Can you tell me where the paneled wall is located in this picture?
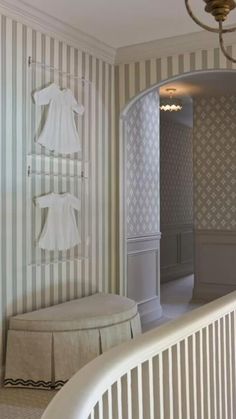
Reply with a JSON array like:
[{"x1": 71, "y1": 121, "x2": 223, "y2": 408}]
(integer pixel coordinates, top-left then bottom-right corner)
[
  {"x1": 0, "y1": 11, "x2": 116, "y2": 377},
  {"x1": 160, "y1": 118, "x2": 193, "y2": 282},
  {"x1": 116, "y1": 47, "x2": 236, "y2": 300}
]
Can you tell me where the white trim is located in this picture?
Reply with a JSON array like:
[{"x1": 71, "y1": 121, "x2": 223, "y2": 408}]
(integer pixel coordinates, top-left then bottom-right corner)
[
  {"x1": 138, "y1": 296, "x2": 162, "y2": 324},
  {"x1": 0, "y1": 0, "x2": 116, "y2": 64},
  {"x1": 121, "y1": 68, "x2": 236, "y2": 116},
  {"x1": 127, "y1": 233, "x2": 162, "y2": 243},
  {"x1": 115, "y1": 29, "x2": 236, "y2": 64}
]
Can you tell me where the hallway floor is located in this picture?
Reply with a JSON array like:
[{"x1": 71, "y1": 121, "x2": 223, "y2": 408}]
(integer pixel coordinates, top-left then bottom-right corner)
[
  {"x1": 0, "y1": 387, "x2": 55, "y2": 419},
  {"x1": 143, "y1": 275, "x2": 203, "y2": 331}
]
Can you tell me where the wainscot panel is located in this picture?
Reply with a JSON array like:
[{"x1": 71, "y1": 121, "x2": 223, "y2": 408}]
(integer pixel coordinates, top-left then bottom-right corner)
[
  {"x1": 193, "y1": 230, "x2": 236, "y2": 301},
  {"x1": 127, "y1": 235, "x2": 162, "y2": 324},
  {"x1": 160, "y1": 225, "x2": 194, "y2": 283}
]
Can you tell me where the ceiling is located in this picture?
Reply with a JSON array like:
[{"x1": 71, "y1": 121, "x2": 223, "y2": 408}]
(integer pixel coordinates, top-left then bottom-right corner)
[
  {"x1": 20, "y1": 0, "x2": 236, "y2": 48},
  {"x1": 159, "y1": 71, "x2": 236, "y2": 127},
  {"x1": 159, "y1": 71, "x2": 236, "y2": 98}
]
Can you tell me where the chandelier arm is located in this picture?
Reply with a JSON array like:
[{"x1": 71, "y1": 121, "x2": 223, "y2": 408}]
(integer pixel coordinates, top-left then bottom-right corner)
[
  {"x1": 219, "y1": 21, "x2": 236, "y2": 63},
  {"x1": 185, "y1": 0, "x2": 236, "y2": 34}
]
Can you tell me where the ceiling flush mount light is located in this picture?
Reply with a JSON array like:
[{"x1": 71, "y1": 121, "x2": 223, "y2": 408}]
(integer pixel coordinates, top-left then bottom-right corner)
[
  {"x1": 160, "y1": 88, "x2": 183, "y2": 112},
  {"x1": 185, "y1": 0, "x2": 236, "y2": 63}
]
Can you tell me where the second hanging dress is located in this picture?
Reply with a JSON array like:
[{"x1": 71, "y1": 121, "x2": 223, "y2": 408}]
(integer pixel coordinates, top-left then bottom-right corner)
[{"x1": 36, "y1": 192, "x2": 81, "y2": 251}]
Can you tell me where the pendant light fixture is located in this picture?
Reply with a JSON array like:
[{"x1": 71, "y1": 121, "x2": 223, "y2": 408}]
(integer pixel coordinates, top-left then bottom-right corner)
[
  {"x1": 160, "y1": 88, "x2": 183, "y2": 112},
  {"x1": 185, "y1": 0, "x2": 236, "y2": 63}
]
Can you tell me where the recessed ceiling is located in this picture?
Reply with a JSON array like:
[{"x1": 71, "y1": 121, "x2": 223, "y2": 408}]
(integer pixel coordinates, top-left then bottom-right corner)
[
  {"x1": 159, "y1": 71, "x2": 236, "y2": 98},
  {"x1": 20, "y1": 0, "x2": 236, "y2": 48},
  {"x1": 159, "y1": 71, "x2": 236, "y2": 128}
]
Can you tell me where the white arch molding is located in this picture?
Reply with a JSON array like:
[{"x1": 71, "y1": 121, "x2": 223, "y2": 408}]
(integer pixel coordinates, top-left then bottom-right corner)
[{"x1": 119, "y1": 68, "x2": 236, "y2": 322}]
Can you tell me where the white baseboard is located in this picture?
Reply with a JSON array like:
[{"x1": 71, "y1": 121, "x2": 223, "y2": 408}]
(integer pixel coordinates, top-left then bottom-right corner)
[
  {"x1": 193, "y1": 283, "x2": 236, "y2": 302},
  {"x1": 138, "y1": 296, "x2": 162, "y2": 325}
]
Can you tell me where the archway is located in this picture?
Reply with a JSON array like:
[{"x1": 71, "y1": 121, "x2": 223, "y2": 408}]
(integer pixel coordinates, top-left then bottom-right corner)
[{"x1": 119, "y1": 69, "x2": 236, "y2": 323}]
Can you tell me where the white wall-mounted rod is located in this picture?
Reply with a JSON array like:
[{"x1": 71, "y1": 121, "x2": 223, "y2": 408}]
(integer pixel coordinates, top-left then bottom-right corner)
[
  {"x1": 28, "y1": 56, "x2": 92, "y2": 85},
  {"x1": 28, "y1": 257, "x2": 85, "y2": 267},
  {"x1": 27, "y1": 166, "x2": 85, "y2": 179}
]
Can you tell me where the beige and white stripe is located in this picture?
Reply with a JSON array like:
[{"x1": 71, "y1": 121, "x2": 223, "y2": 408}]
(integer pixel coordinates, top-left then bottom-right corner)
[{"x1": 0, "y1": 11, "x2": 115, "y2": 376}]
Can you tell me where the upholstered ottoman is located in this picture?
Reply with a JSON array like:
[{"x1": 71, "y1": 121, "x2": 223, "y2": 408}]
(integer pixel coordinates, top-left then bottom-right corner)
[{"x1": 4, "y1": 293, "x2": 141, "y2": 390}]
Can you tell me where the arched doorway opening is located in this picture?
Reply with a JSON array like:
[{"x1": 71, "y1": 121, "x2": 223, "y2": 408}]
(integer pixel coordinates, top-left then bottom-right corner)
[{"x1": 119, "y1": 69, "x2": 236, "y2": 325}]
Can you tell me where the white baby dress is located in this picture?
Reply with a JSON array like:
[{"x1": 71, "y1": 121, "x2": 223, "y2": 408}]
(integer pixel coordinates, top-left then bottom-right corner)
[
  {"x1": 34, "y1": 83, "x2": 84, "y2": 154},
  {"x1": 36, "y1": 192, "x2": 81, "y2": 251}
]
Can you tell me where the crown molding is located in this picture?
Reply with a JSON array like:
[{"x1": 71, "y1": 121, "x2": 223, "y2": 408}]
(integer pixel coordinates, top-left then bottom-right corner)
[
  {"x1": 115, "y1": 29, "x2": 236, "y2": 64},
  {"x1": 0, "y1": 0, "x2": 116, "y2": 64}
]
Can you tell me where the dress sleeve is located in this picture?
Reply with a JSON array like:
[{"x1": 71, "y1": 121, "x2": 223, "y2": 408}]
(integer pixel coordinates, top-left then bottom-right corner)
[
  {"x1": 34, "y1": 83, "x2": 59, "y2": 105},
  {"x1": 70, "y1": 91, "x2": 85, "y2": 115},
  {"x1": 36, "y1": 193, "x2": 54, "y2": 208},
  {"x1": 68, "y1": 194, "x2": 81, "y2": 211},
  {"x1": 73, "y1": 102, "x2": 85, "y2": 115}
]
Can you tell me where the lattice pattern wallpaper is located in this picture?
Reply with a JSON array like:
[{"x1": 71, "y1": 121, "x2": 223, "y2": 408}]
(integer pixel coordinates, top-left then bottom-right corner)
[
  {"x1": 126, "y1": 91, "x2": 159, "y2": 238},
  {"x1": 193, "y1": 96, "x2": 236, "y2": 230},
  {"x1": 160, "y1": 118, "x2": 193, "y2": 226}
]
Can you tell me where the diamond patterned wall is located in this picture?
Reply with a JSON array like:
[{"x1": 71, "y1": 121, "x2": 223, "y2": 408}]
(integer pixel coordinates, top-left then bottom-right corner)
[
  {"x1": 193, "y1": 96, "x2": 236, "y2": 230},
  {"x1": 160, "y1": 118, "x2": 193, "y2": 226},
  {"x1": 126, "y1": 91, "x2": 160, "y2": 238}
]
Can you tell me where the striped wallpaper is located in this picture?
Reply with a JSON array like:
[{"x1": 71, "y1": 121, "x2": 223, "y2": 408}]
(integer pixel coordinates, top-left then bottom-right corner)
[
  {"x1": 115, "y1": 46, "x2": 236, "y2": 112},
  {"x1": 0, "y1": 11, "x2": 116, "y2": 376},
  {"x1": 1, "y1": 4, "x2": 236, "y2": 380}
]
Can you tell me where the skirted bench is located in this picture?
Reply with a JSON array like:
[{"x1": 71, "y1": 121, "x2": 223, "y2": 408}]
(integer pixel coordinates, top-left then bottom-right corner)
[{"x1": 4, "y1": 293, "x2": 141, "y2": 390}]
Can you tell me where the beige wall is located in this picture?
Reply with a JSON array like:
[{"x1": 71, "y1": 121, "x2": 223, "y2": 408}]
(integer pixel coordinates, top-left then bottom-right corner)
[
  {"x1": 193, "y1": 95, "x2": 236, "y2": 231},
  {"x1": 0, "y1": 10, "x2": 116, "y2": 377},
  {"x1": 192, "y1": 95, "x2": 236, "y2": 300}
]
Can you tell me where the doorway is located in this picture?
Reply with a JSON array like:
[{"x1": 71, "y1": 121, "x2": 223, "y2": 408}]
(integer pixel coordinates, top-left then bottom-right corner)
[
  {"x1": 120, "y1": 69, "x2": 236, "y2": 326},
  {"x1": 159, "y1": 90, "x2": 194, "y2": 284}
]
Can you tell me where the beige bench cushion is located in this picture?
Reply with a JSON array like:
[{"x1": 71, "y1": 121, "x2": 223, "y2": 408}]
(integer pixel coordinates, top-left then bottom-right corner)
[
  {"x1": 9, "y1": 293, "x2": 138, "y2": 332},
  {"x1": 5, "y1": 293, "x2": 141, "y2": 390}
]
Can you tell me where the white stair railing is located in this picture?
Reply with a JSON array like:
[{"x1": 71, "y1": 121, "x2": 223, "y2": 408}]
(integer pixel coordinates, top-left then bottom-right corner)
[{"x1": 42, "y1": 291, "x2": 236, "y2": 419}]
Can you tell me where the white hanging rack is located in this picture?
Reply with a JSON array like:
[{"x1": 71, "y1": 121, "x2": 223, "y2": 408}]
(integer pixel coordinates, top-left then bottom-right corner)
[
  {"x1": 28, "y1": 56, "x2": 91, "y2": 85},
  {"x1": 27, "y1": 166, "x2": 85, "y2": 179},
  {"x1": 28, "y1": 256, "x2": 86, "y2": 267}
]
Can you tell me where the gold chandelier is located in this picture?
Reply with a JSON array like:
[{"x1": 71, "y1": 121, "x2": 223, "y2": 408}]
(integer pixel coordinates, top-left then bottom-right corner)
[
  {"x1": 185, "y1": 0, "x2": 236, "y2": 63},
  {"x1": 160, "y1": 88, "x2": 183, "y2": 112}
]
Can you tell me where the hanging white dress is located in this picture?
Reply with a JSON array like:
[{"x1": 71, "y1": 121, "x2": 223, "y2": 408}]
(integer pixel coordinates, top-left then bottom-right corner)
[
  {"x1": 34, "y1": 83, "x2": 84, "y2": 154},
  {"x1": 36, "y1": 192, "x2": 81, "y2": 251}
]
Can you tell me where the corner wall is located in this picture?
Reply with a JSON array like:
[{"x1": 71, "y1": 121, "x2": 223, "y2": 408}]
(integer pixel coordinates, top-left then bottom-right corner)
[{"x1": 193, "y1": 95, "x2": 236, "y2": 300}]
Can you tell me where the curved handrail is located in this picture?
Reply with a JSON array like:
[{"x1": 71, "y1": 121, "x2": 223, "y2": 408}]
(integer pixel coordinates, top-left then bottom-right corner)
[{"x1": 42, "y1": 290, "x2": 236, "y2": 419}]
